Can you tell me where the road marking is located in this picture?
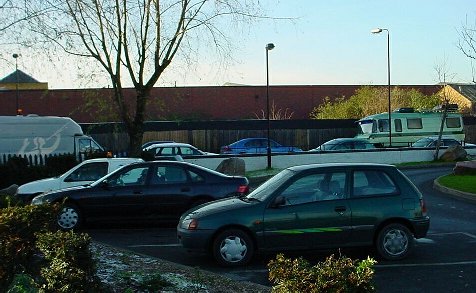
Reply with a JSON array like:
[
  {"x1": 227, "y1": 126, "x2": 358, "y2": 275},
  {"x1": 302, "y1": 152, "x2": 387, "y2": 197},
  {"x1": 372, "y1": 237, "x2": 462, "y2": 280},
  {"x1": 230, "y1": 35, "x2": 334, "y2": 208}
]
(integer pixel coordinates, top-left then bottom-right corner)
[
  {"x1": 428, "y1": 231, "x2": 476, "y2": 239},
  {"x1": 128, "y1": 244, "x2": 181, "y2": 248},
  {"x1": 376, "y1": 260, "x2": 476, "y2": 268}
]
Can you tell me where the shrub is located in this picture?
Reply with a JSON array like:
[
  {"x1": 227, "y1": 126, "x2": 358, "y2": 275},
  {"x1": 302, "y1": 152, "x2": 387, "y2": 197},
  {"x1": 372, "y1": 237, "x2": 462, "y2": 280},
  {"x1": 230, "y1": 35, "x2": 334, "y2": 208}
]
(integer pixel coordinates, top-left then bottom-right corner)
[
  {"x1": 268, "y1": 253, "x2": 377, "y2": 293},
  {"x1": 6, "y1": 273, "x2": 39, "y2": 293},
  {"x1": 36, "y1": 231, "x2": 102, "y2": 292},
  {"x1": 0, "y1": 204, "x2": 59, "y2": 290}
]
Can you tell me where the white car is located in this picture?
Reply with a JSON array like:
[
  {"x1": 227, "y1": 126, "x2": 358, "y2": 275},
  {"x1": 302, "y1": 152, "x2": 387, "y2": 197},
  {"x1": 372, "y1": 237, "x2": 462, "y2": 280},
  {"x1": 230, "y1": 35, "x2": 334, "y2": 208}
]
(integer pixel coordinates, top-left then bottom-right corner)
[
  {"x1": 16, "y1": 157, "x2": 143, "y2": 202},
  {"x1": 143, "y1": 142, "x2": 217, "y2": 158},
  {"x1": 411, "y1": 136, "x2": 476, "y2": 148}
]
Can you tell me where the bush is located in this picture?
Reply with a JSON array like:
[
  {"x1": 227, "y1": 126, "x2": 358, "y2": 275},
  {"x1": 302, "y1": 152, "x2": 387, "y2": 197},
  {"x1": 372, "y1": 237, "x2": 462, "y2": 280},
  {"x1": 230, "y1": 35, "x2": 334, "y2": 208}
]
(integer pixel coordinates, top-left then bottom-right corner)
[
  {"x1": 268, "y1": 253, "x2": 376, "y2": 293},
  {"x1": 0, "y1": 204, "x2": 59, "y2": 290},
  {"x1": 36, "y1": 231, "x2": 102, "y2": 292}
]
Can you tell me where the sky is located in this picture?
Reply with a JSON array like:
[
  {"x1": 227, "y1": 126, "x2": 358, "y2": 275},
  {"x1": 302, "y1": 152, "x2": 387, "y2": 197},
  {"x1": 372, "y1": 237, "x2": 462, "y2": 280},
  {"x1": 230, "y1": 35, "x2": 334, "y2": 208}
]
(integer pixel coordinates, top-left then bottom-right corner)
[{"x1": 2, "y1": 0, "x2": 476, "y2": 89}]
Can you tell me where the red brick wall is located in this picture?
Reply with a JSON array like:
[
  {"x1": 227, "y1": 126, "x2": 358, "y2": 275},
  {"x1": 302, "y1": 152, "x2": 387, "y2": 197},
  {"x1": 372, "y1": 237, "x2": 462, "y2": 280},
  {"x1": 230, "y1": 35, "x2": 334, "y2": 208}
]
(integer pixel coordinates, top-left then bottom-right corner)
[{"x1": 0, "y1": 85, "x2": 440, "y2": 122}]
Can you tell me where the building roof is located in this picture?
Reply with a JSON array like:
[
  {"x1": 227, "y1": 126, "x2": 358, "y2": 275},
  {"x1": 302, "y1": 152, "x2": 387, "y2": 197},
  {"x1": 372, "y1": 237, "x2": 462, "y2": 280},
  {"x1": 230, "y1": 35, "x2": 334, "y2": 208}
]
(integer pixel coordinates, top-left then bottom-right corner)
[
  {"x1": 449, "y1": 83, "x2": 476, "y2": 102},
  {"x1": 0, "y1": 70, "x2": 40, "y2": 84}
]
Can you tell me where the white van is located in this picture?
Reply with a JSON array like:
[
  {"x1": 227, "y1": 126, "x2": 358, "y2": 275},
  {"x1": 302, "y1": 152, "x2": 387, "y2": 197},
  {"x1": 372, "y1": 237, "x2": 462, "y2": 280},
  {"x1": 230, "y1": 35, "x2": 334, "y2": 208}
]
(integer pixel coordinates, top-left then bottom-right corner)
[
  {"x1": 16, "y1": 157, "x2": 143, "y2": 202},
  {"x1": 355, "y1": 108, "x2": 465, "y2": 147},
  {"x1": 0, "y1": 115, "x2": 104, "y2": 163}
]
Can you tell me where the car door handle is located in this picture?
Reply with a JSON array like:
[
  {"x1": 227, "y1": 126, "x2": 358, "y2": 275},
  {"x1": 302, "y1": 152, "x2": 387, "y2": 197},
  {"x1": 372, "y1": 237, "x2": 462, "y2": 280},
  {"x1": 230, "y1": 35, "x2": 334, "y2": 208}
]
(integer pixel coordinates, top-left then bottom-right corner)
[
  {"x1": 133, "y1": 190, "x2": 143, "y2": 195},
  {"x1": 335, "y1": 206, "x2": 346, "y2": 213},
  {"x1": 181, "y1": 187, "x2": 191, "y2": 192}
]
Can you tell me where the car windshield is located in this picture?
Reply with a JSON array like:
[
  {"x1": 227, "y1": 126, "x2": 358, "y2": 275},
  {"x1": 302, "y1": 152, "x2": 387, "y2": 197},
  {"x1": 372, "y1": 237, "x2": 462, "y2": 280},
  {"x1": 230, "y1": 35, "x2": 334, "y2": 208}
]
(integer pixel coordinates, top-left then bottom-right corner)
[
  {"x1": 412, "y1": 138, "x2": 432, "y2": 147},
  {"x1": 246, "y1": 169, "x2": 295, "y2": 201}
]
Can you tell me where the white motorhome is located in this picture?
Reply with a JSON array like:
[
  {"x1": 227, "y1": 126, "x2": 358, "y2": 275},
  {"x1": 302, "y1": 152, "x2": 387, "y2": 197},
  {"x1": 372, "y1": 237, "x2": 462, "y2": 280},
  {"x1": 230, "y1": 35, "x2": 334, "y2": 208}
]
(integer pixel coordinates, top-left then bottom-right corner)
[
  {"x1": 0, "y1": 115, "x2": 104, "y2": 162},
  {"x1": 355, "y1": 108, "x2": 465, "y2": 147}
]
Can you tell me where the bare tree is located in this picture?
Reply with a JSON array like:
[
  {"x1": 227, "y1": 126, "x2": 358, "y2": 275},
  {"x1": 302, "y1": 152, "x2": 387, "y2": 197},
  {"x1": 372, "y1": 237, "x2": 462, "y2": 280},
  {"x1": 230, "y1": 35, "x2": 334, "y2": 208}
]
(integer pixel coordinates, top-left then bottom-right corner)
[
  {"x1": 27, "y1": 0, "x2": 270, "y2": 156},
  {"x1": 458, "y1": 15, "x2": 476, "y2": 61}
]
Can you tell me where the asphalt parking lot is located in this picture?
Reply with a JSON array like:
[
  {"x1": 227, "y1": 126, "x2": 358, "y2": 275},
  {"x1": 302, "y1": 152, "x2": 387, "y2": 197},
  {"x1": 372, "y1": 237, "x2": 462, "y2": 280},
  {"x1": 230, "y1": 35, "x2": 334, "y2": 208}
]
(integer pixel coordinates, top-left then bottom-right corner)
[{"x1": 87, "y1": 167, "x2": 476, "y2": 292}]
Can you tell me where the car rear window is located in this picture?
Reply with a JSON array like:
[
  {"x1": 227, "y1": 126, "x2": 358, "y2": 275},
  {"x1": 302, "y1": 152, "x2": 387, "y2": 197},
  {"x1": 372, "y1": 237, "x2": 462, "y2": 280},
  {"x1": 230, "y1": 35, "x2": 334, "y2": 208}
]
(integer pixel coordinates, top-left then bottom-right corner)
[{"x1": 352, "y1": 170, "x2": 398, "y2": 197}]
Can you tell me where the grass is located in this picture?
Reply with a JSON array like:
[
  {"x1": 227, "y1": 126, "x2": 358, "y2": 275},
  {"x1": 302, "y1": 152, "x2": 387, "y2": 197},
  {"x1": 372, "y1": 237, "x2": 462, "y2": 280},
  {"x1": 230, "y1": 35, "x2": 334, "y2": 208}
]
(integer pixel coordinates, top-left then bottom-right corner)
[
  {"x1": 437, "y1": 174, "x2": 476, "y2": 194},
  {"x1": 245, "y1": 168, "x2": 281, "y2": 178}
]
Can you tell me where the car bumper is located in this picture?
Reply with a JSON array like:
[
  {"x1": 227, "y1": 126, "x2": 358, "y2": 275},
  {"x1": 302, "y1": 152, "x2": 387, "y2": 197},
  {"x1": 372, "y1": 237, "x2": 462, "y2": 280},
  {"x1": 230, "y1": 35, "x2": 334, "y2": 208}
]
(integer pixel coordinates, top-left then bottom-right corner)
[
  {"x1": 411, "y1": 216, "x2": 430, "y2": 238},
  {"x1": 177, "y1": 228, "x2": 214, "y2": 253}
]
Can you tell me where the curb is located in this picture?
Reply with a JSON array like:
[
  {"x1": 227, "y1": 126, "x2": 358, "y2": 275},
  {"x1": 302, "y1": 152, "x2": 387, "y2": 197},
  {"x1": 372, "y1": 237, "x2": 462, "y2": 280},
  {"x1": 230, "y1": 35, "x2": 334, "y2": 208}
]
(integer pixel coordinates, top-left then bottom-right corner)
[{"x1": 433, "y1": 176, "x2": 476, "y2": 204}]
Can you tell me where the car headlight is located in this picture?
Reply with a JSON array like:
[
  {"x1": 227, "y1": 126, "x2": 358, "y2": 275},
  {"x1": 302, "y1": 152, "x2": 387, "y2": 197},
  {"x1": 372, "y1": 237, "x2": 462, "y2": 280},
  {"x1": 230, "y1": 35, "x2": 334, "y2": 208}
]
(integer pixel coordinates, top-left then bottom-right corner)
[
  {"x1": 31, "y1": 195, "x2": 48, "y2": 205},
  {"x1": 180, "y1": 216, "x2": 198, "y2": 230}
]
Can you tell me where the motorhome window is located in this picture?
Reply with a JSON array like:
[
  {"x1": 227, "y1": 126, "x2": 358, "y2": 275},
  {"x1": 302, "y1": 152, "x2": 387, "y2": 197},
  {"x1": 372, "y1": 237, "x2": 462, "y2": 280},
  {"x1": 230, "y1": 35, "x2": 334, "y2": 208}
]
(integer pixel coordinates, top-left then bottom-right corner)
[
  {"x1": 394, "y1": 119, "x2": 402, "y2": 132},
  {"x1": 407, "y1": 118, "x2": 422, "y2": 129},
  {"x1": 378, "y1": 119, "x2": 389, "y2": 132},
  {"x1": 446, "y1": 117, "x2": 461, "y2": 128}
]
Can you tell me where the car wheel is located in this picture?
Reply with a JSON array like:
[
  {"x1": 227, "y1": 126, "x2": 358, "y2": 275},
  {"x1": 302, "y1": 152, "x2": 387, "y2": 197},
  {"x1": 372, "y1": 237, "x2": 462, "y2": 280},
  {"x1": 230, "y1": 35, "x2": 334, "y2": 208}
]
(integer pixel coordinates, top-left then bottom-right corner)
[
  {"x1": 376, "y1": 223, "x2": 414, "y2": 260},
  {"x1": 57, "y1": 203, "x2": 82, "y2": 230},
  {"x1": 212, "y1": 229, "x2": 254, "y2": 266}
]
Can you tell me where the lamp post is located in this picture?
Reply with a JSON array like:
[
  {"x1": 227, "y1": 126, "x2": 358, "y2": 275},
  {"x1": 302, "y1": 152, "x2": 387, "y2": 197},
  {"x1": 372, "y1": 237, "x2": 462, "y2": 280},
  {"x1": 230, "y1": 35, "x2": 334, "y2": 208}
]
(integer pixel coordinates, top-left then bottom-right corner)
[
  {"x1": 13, "y1": 53, "x2": 20, "y2": 115},
  {"x1": 371, "y1": 28, "x2": 392, "y2": 147},
  {"x1": 265, "y1": 43, "x2": 275, "y2": 169}
]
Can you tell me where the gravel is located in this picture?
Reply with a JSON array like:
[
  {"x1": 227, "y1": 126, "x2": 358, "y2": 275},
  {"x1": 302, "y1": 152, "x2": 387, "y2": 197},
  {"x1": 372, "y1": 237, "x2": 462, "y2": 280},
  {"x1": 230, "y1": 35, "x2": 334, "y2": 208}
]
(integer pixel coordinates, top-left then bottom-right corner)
[{"x1": 91, "y1": 242, "x2": 272, "y2": 293}]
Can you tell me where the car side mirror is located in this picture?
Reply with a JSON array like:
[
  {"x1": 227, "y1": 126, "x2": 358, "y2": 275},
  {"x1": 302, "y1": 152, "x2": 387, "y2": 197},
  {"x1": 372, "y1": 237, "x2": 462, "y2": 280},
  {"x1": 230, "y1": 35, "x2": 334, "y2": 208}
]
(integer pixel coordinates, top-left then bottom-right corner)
[{"x1": 271, "y1": 196, "x2": 286, "y2": 208}]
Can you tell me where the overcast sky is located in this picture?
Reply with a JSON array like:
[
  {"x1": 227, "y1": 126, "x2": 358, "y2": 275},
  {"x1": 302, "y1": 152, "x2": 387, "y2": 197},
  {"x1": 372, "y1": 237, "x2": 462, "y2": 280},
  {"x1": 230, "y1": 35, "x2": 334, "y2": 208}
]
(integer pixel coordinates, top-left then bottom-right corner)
[{"x1": 1, "y1": 0, "x2": 475, "y2": 89}]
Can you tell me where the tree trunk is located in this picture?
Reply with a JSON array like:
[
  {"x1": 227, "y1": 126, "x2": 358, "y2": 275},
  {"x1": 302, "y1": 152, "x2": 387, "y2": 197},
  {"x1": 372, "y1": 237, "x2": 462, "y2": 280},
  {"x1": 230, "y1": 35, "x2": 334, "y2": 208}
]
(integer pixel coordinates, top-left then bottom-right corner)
[{"x1": 127, "y1": 89, "x2": 149, "y2": 157}]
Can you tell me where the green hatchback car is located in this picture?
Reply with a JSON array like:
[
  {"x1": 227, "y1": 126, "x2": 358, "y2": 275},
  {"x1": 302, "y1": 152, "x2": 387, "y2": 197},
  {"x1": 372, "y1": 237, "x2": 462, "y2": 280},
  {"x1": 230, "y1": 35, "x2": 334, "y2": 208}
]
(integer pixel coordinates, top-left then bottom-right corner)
[{"x1": 177, "y1": 163, "x2": 430, "y2": 266}]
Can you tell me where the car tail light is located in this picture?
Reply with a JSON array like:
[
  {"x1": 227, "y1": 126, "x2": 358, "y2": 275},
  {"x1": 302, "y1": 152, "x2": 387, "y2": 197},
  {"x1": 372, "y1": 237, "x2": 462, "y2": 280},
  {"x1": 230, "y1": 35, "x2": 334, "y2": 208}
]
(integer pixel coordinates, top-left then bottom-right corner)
[
  {"x1": 221, "y1": 146, "x2": 231, "y2": 153},
  {"x1": 237, "y1": 184, "x2": 250, "y2": 194},
  {"x1": 420, "y1": 199, "x2": 427, "y2": 216}
]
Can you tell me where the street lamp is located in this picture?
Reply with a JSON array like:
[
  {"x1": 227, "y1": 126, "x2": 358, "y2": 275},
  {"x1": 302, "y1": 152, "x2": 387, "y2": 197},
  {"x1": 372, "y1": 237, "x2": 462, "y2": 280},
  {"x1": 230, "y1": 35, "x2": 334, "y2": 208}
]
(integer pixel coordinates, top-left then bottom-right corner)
[
  {"x1": 265, "y1": 43, "x2": 275, "y2": 169},
  {"x1": 371, "y1": 28, "x2": 392, "y2": 146},
  {"x1": 13, "y1": 53, "x2": 20, "y2": 115}
]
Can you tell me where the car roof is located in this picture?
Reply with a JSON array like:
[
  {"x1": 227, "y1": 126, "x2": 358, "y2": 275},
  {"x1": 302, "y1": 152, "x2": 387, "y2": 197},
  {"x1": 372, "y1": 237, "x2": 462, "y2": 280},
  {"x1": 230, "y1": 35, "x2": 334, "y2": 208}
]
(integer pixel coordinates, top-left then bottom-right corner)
[
  {"x1": 82, "y1": 157, "x2": 143, "y2": 163},
  {"x1": 325, "y1": 138, "x2": 369, "y2": 143},
  {"x1": 287, "y1": 163, "x2": 395, "y2": 172},
  {"x1": 144, "y1": 142, "x2": 195, "y2": 150}
]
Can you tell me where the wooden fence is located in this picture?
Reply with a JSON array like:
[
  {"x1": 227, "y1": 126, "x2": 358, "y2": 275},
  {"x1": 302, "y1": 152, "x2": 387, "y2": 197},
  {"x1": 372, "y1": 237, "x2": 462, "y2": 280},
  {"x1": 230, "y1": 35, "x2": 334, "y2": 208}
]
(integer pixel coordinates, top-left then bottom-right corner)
[
  {"x1": 82, "y1": 117, "x2": 476, "y2": 154},
  {"x1": 82, "y1": 119, "x2": 358, "y2": 153}
]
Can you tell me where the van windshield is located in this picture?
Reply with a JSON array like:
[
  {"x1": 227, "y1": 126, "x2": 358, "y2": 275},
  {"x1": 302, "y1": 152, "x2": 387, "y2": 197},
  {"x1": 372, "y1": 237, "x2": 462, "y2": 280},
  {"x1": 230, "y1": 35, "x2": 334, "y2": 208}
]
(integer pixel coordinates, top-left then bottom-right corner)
[{"x1": 358, "y1": 119, "x2": 375, "y2": 134}]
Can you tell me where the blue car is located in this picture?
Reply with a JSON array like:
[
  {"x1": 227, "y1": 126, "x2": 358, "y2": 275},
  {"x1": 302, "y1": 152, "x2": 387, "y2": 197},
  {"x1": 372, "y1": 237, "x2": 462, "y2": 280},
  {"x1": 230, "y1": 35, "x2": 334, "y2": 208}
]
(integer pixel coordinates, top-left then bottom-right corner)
[{"x1": 220, "y1": 138, "x2": 302, "y2": 154}]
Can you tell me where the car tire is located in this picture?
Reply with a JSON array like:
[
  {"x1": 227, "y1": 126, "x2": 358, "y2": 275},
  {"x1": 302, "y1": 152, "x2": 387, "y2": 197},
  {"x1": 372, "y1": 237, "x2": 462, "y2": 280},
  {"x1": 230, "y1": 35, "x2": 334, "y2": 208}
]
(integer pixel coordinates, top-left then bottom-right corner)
[
  {"x1": 57, "y1": 203, "x2": 82, "y2": 230},
  {"x1": 376, "y1": 223, "x2": 414, "y2": 260},
  {"x1": 212, "y1": 229, "x2": 254, "y2": 267}
]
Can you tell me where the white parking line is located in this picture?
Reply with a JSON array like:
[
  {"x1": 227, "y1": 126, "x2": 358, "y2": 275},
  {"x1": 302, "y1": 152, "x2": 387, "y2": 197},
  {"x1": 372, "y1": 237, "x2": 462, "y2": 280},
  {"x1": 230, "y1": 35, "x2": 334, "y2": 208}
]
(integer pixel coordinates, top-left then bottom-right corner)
[
  {"x1": 428, "y1": 231, "x2": 476, "y2": 239},
  {"x1": 376, "y1": 260, "x2": 476, "y2": 268},
  {"x1": 128, "y1": 244, "x2": 181, "y2": 248}
]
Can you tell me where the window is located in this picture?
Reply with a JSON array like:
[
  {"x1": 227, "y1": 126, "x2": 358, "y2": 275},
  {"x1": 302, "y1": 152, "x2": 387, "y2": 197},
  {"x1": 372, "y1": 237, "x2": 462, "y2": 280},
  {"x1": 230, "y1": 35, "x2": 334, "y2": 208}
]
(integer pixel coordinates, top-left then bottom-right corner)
[
  {"x1": 159, "y1": 147, "x2": 174, "y2": 155},
  {"x1": 189, "y1": 170, "x2": 205, "y2": 183},
  {"x1": 394, "y1": 119, "x2": 402, "y2": 132},
  {"x1": 160, "y1": 166, "x2": 187, "y2": 183},
  {"x1": 352, "y1": 170, "x2": 398, "y2": 197},
  {"x1": 378, "y1": 119, "x2": 389, "y2": 132},
  {"x1": 407, "y1": 118, "x2": 423, "y2": 129},
  {"x1": 107, "y1": 166, "x2": 149, "y2": 186},
  {"x1": 66, "y1": 162, "x2": 108, "y2": 182},
  {"x1": 78, "y1": 139, "x2": 103, "y2": 153},
  {"x1": 279, "y1": 172, "x2": 346, "y2": 205},
  {"x1": 446, "y1": 118, "x2": 461, "y2": 128}
]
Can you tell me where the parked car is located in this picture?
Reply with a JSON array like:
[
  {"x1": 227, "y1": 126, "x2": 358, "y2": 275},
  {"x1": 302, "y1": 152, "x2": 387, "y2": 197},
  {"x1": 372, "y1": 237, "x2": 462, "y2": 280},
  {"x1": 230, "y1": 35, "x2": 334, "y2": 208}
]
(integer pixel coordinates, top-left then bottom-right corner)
[
  {"x1": 410, "y1": 136, "x2": 468, "y2": 148},
  {"x1": 16, "y1": 157, "x2": 143, "y2": 203},
  {"x1": 310, "y1": 138, "x2": 377, "y2": 152},
  {"x1": 31, "y1": 161, "x2": 249, "y2": 230},
  {"x1": 220, "y1": 138, "x2": 302, "y2": 154},
  {"x1": 141, "y1": 140, "x2": 175, "y2": 149},
  {"x1": 143, "y1": 142, "x2": 216, "y2": 158},
  {"x1": 178, "y1": 163, "x2": 430, "y2": 266}
]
